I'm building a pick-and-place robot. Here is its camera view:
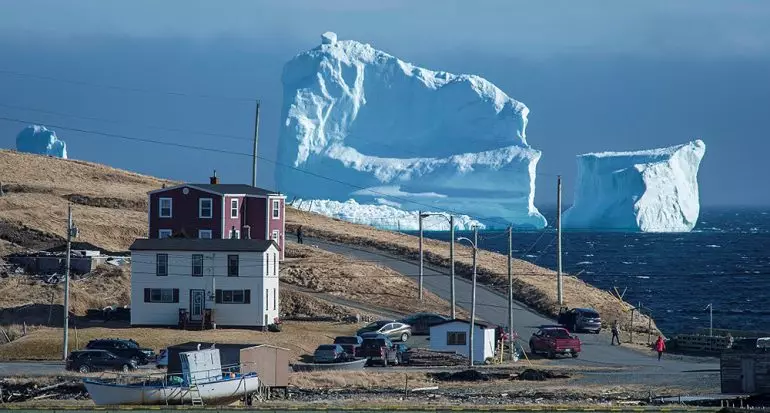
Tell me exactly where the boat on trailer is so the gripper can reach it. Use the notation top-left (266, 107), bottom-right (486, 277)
top-left (84, 347), bottom-right (262, 405)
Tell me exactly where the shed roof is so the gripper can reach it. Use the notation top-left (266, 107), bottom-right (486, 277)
top-left (430, 318), bottom-right (494, 330)
top-left (129, 238), bottom-right (276, 252)
top-left (168, 342), bottom-right (259, 351)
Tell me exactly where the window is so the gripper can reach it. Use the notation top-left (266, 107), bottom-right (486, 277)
top-left (273, 253), bottom-right (277, 276)
top-left (447, 331), bottom-right (467, 346)
top-left (198, 229), bottom-right (212, 239)
top-left (192, 254), bottom-right (203, 277)
top-left (230, 199), bottom-right (239, 218)
top-left (158, 229), bottom-right (172, 239)
top-left (215, 289), bottom-right (250, 304)
top-left (271, 230), bottom-right (279, 242)
top-left (271, 199), bottom-right (280, 219)
top-left (229, 229), bottom-right (240, 239)
top-left (159, 198), bottom-right (172, 218)
top-left (156, 254), bottom-right (168, 276)
top-left (266, 253), bottom-right (270, 275)
top-left (143, 288), bottom-right (179, 303)
top-left (265, 289), bottom-right (269, 311)
top-left (199, 198), bottom-right (213, 218)
top-left (227, 254), bottom-right (239, 276)
top-left (273, 288), bottom-right (277, 310)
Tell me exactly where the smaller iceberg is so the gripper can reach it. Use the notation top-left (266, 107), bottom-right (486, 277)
top-left (294, 199), bottom-right (484, 231)
top-left (563, 140), bottom-right (706, 232)
top-left (15, 125), bottom-right (68, 158)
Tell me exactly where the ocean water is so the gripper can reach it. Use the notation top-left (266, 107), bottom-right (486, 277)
top-left (420, 207), bottom-right (770, 335)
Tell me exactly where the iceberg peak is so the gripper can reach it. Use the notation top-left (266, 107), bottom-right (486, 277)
top-left (277, 35), bottom-right (546, 229)
top-left (15, 125), bottom-right (68, 159)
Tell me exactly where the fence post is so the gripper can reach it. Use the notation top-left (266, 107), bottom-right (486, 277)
top-left (629, 308), bottom-right (635, 343)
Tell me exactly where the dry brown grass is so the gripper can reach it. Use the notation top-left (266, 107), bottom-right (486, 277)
top-left (289, 371), bottom-right (432, 390)
top-left (0, 321), bottom-right (357, 362)
top-left (286, 208), bottom-right (660, 342)
top-left (283, 243), bottom-right (467, 317)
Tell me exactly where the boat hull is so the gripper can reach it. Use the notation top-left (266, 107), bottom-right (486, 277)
top-left (84, 376), bottom-right (261, 406)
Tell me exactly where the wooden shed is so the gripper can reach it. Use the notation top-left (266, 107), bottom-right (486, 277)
top-left (165, 342), bottom-right (289, 388)
top-left (720, 349), bottom-right (770, 394)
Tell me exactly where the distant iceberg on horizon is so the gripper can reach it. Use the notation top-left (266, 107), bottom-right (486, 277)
top-left (563, 140), bottom-right (706, 232)
top-left (276, 32), bottom-right (546, 230)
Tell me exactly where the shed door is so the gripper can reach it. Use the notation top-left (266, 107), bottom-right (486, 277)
top-left (741, 358), bottom-right (756, 393)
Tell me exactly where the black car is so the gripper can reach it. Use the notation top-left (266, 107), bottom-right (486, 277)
top-left (85, 339), bottom-right (154, 365)
top-left (399, 313), bottom-right (451, 335)
top-left (66, 350), bottom-right (137, 373)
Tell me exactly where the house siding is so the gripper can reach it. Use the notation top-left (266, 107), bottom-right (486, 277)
top-left (267, 197), bottom-right (285, 260)
top-left (429, 322), bottom-right (495, 362)
top-left (149, 187), bottom-right (223, 239)
top-left (244, 197), bottom-right (267, 241)
top-left (130, 247), bottom-right (279, 327)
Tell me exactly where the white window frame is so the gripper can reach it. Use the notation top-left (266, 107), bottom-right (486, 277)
top-left (191, 254), bottom-right (204, 277)
top-left (199, 198), bottom-right (213, 219)
top-left (271, 230), bottom-right (279, 242)
top-left (271, 199), bottom-right (280, 219)
top-left (230, 198), bottom-right (239, 219)
top-left (198, 229), bottom-right (212, 239)
top-left (229, 229), bottom-right (240, 239)
top-left (159, 198), bottom-right (172, 218)
top-left (158, 229), bottom-right (172, 239)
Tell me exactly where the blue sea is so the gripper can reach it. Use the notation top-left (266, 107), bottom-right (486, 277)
top-left (420, 207), bottom-right (770, 335)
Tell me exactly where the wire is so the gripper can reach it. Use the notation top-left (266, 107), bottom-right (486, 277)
top-left (0, 68), bottom-right (258, 102)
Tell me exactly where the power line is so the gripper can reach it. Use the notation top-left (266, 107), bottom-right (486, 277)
top-left (0, 68), bottom-right (258, 102)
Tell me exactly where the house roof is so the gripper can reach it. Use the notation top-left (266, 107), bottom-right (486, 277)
top-left (129, 238), bottom-right (276, 252)
top-left (189, 184), bottom-right (280, 196)
top-left (430, 318), bottom-right (494, 330)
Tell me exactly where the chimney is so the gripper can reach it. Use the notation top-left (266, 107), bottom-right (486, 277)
top-left (243, 225), bottom-right (251, 240)
top-left (210, 170), bottom-right (219, 185)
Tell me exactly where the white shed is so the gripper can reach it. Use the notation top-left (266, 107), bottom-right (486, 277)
top-left (429, 319), bottom-right (496, 363)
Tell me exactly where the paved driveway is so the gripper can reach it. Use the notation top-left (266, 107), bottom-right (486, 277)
top-left (301, 238), bottom-right (718, 373)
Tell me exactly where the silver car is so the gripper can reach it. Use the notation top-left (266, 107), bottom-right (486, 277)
top-left (356, 321), bottom-right (412, 342)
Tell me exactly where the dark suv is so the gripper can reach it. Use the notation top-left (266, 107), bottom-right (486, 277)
top-left (66, 350), bottom-right (137, 373)
top-left (557, 307), bottom-right (602, 334)
top-left (85, 339), bottom-right (154, 365)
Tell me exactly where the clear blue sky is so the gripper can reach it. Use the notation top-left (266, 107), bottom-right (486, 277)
top-left (1, 0), bottom-right (769, 206)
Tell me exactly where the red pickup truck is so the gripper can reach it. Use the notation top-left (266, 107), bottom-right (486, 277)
top-left (529, 326), bottom-right (581, 359)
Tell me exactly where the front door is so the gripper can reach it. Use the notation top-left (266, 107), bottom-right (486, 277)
top-left (741, 358), bottom-right (756, 393)
top-left (190, 290), bottom-right (205, 321)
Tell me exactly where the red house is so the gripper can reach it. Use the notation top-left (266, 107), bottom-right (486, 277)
top-left (147, 175), bottom-right (286, 260)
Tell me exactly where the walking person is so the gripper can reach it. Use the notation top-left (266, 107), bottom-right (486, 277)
top-left (296, 225), bottom-right (304, 244)
top-left (654, 335), bottom-right (666, 361)
top-left (611, 320), bottom-right (621, 345)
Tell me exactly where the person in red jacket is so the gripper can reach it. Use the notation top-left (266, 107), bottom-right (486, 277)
top-left (654, 335), bottom-right (666, 361)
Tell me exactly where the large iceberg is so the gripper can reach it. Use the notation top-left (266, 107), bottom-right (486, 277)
top-left (15, 125), bottom-right (68, 159)
top-left (562, 140), bottom-right (706, 232)
top-left (277, 32), bottom-right (546, 229)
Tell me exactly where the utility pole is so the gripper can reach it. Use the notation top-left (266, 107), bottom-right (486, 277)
top-left (709, 303), bottom-right (713, 337)
top-left (251, 101), bottom-right (261, 187)
top-left (62, 204), bottom-right (77, 360)
top-left (418, 211), bottom-right (424, 301)
top-left (507, 225), bottom-right (514, 361)
top-left (556, 175), bottom-right (563, 306)
top-left (449, 215), bottom-right (455, 319)
top-left (469, 226), bottom-right (478, 366)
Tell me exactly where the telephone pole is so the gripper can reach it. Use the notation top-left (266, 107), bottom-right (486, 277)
top-left (556, 175), bottom-right (564, 306)
top-left (62, 204), bottom-right (77, 360)
top-left (418, 211), bottom-right (424, 301)
top-left (449, 215), bottom-right (455, 319)
top-left (251, 101), bottom-right (261, 187)
top-left (507, 225), bottom-right (514, 361)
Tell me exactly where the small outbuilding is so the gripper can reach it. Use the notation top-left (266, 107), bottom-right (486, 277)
top-left (429, 319), bottom-right (496, 363)
top-left (720, 348), bottom-right (770, 394)
top-left (166, 342), bottom-right (289, 389)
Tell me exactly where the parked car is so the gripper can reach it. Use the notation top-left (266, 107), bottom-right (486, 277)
top-left (399, 313), bottom-right (450, 335)
top-left (557, 307), bottom-right (602, 334)
top-left (529, 326), bottom-right (582, 359)
top-left (85, 339), bottom-right (154, 365)
top-left (155, 349), bottom-right (168, 369)
top-left (333, 336), bottom-right (363, 358)
top-left (358, 334), bottom-right (408, 366)
top-left (356, 321), bottom-right (412, 342)
top-left (313, 344), bottom-right (349, 363)
top-left (66, 350), bottom-right (137, 373)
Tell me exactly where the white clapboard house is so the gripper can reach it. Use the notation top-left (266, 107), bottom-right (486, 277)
top-left (429, 319), bottom-right (496, 362)
top-left (129, 238), bottom-right (280, 328)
